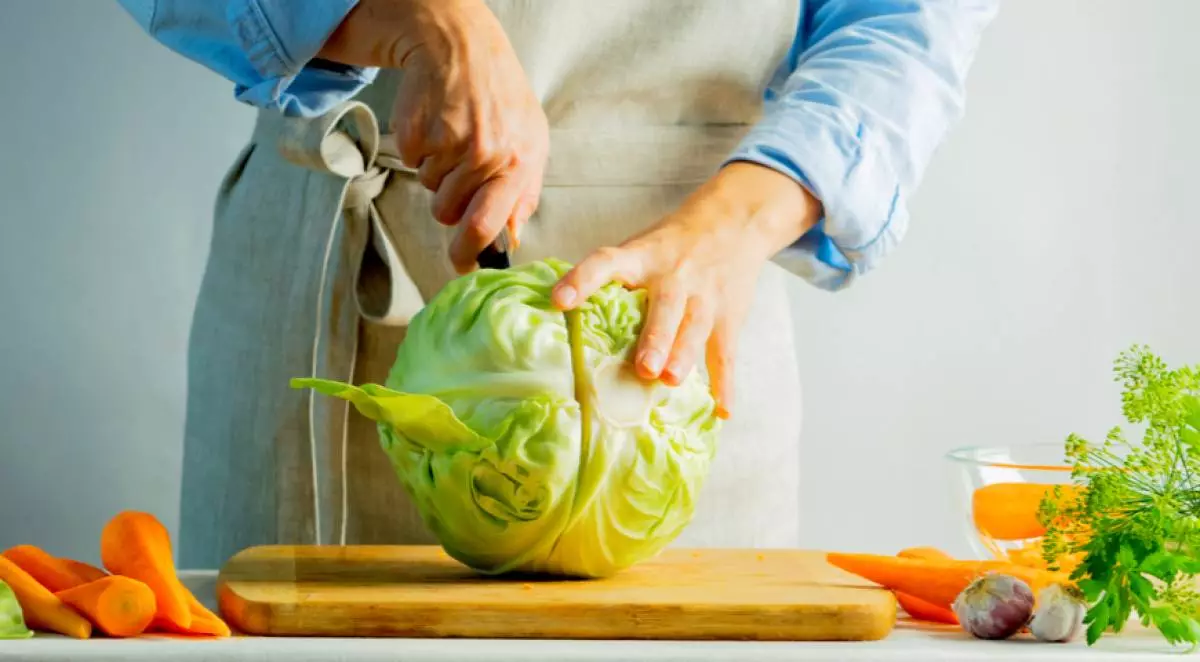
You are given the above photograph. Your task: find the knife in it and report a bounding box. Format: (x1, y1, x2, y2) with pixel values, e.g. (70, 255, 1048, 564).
(476, 227, 513, 270)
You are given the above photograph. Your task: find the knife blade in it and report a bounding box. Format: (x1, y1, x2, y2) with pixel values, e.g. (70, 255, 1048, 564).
(476, 227, 512, 270)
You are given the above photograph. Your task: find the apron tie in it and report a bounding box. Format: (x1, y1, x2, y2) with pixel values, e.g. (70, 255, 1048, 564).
(274, 101, 427, 545)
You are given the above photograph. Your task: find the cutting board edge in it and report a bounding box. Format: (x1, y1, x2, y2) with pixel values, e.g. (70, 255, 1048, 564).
(215, 545, 898, 641)
(215, 594, 898, 641)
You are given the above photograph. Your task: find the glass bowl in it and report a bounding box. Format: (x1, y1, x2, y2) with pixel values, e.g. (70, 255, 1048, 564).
(946, 443, 1075, 568)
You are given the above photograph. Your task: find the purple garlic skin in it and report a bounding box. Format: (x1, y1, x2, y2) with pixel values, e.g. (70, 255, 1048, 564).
(952, 573, 1035, 640)
(1028, 583, 1087, 643)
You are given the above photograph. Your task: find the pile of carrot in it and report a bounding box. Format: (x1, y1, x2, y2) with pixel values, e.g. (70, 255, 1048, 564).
(828, 546, 1072, 626)
(0, 511, 231, 639)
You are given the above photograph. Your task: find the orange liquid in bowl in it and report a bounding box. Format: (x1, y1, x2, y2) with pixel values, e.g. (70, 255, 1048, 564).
(971, 482, 1084, 573)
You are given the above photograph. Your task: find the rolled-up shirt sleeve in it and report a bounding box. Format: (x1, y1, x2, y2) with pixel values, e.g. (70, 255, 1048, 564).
(117, 0, 377, 117)
(727, 0, 999, 291)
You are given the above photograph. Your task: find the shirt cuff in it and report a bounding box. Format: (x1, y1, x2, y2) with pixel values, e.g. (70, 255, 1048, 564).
(227, 0, 378, 117)
(726, 102, 908, 292)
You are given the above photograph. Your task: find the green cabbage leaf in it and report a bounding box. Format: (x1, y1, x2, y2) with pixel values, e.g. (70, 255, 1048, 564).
(0, 579, 33, 639)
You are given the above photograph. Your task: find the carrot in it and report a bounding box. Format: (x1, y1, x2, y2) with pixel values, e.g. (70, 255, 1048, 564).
(827, 552, 1066, 610)
(180, 611, 231, 637)
(183, 591, 231, 637)
(59, 559, 108, 584)
(151, 614, 227, 637)
(151, 616, 226, 637)
(2, 545, 89, 592)
(55, 576, 156, 638)
(0, 556, 91, 638)
(893, 547, 958, 623)
(151, 611, 231, 637)
(150, 590, 231, 637)
(973, 483, 1080, 541)
(897, 547, 953, 561)
(896, 591, 959, 624)
(100, 511, 191, 629)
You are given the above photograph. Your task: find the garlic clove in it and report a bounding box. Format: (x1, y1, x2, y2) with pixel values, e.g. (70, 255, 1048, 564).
(1029, 583, 1088, 643)
(952, 573, 1035, 640)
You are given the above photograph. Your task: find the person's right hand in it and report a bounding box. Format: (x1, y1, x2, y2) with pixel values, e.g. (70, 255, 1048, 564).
(322, 0, 549, 274)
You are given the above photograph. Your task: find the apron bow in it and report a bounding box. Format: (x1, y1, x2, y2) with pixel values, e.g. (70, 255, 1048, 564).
(277, 101, 425, 327)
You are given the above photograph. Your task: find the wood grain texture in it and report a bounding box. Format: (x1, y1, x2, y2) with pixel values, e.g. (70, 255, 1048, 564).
(216, 546, 896, 641)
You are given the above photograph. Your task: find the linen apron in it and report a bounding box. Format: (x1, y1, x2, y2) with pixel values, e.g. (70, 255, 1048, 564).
(179, 0, 803, 569)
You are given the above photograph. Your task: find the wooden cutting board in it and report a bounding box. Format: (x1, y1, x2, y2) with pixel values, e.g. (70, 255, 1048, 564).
(216, 545, 896, 641)
(216, 549, 897, 642)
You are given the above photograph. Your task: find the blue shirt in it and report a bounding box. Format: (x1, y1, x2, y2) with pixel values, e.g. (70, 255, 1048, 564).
(116, 0, 997, 291)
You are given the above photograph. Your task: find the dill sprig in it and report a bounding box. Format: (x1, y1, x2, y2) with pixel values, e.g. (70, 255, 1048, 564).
(1039, 345, 1200, 646)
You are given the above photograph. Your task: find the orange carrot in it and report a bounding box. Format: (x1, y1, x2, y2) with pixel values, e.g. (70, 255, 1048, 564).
(59, 559, 108, 584)
(55, 576, 156, 638)
(148, 589, 231, 637)
(0, 556, 91, 638)
(896, 591, 959, 624)
(182, 612, 231, 637)
(100, 511, 191, 629)
(827, 552, 1065, 610)
(153, 588, 231, 637)
(151, 611, 231, 637)
(151, 614, 227, 637)
(894, 547, 958, 623)
(1, 545, 89, 592)
(973, 483, 1080, 541)
(897, 547, 953, 561)
(184, 591, 231, 637)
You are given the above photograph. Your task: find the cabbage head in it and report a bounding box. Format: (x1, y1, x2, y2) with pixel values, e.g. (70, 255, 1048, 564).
(293, 259, 720, 578)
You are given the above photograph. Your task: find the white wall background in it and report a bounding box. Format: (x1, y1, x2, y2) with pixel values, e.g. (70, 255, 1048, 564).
(0, 2, 253, 563)
(1, 1, 1197, 565)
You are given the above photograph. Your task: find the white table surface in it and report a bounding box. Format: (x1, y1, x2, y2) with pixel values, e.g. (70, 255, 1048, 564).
(0, 572, 1182, 661)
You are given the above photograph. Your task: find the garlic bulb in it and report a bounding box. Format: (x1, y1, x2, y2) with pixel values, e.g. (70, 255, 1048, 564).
(1029, 583, 1087, 643)
(952, 574, 1035, 640)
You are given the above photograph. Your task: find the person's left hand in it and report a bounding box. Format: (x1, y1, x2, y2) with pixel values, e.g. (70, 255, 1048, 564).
(551, 162, 822, 419)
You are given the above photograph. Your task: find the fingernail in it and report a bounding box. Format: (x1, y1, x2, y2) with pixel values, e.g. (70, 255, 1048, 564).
(554, 285, 577, 308)
(510, 217, 523, 251)
(663, 365, 685, 385)
(639, 349, 665, 376)
(715, 390, 733, 419)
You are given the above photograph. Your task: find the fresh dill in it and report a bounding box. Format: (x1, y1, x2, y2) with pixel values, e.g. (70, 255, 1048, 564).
(1039, 345, 1200, 646)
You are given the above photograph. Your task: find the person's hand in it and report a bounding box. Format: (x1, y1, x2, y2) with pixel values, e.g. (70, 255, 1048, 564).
(321, 0, 549, 273)
(392, 1, 549, 273)
(551, 163, 822, 419)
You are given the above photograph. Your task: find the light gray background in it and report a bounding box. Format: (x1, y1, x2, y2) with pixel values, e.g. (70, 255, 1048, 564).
(1, 1, 1197, 566)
